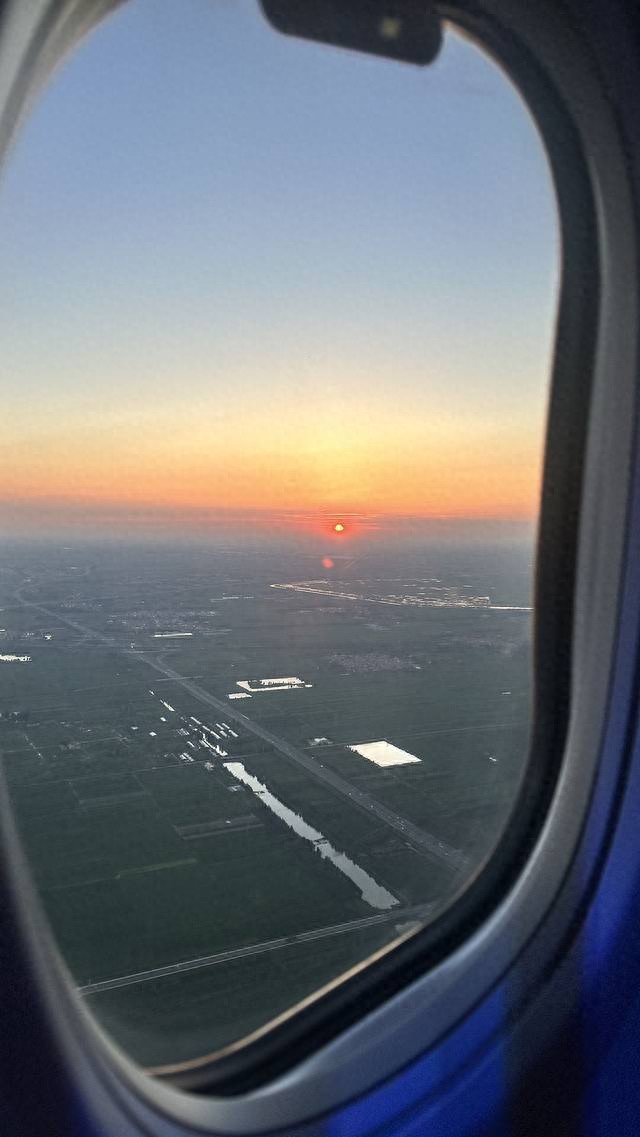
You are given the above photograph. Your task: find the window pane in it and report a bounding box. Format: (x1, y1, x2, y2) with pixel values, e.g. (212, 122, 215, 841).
(0, 0, 558, 1069)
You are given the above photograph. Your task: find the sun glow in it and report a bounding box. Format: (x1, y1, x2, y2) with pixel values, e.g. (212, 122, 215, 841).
(333, 522, 345, 533)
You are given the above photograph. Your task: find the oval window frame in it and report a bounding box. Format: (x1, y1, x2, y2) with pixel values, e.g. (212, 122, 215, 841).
(0, 0, 637, 1132)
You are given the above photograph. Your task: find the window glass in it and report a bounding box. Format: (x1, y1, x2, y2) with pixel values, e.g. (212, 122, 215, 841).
(0, 0, 558, 1069)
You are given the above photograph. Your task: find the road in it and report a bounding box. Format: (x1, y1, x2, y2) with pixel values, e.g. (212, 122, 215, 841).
(16, 590, 469, 871)
(77, 903, 433, 995)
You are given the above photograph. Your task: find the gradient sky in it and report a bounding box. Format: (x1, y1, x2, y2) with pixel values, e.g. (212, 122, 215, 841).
(0, 0, 559, 532)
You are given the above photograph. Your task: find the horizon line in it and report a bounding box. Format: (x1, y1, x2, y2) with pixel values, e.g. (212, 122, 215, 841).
(0, 497, 537, 525)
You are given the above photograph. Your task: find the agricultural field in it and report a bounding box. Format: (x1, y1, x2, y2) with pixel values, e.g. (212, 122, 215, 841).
(0, 535, 533, 1065)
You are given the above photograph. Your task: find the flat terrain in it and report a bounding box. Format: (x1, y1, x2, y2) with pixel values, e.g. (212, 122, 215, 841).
(0, 536, 532, 1066)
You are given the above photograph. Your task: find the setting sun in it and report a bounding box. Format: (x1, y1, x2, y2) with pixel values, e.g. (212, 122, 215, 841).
(334, 522, 345, 533)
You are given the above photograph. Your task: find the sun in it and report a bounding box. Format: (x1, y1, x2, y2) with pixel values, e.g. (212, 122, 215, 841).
(333, 522, 345, 533)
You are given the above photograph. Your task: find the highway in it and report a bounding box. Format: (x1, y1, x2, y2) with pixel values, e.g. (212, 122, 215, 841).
(16, 590, 469, 871)
(77, 903, 433, 995)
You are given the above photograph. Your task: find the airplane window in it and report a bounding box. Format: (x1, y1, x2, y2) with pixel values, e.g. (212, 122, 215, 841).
(0, 0, 558, 1073)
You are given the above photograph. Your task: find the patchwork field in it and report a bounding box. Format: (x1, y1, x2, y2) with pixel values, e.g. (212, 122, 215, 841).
(0, 537, 533, 1065)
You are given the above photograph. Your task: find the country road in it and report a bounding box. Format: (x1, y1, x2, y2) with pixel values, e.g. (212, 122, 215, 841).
(78, 903, 433, 996)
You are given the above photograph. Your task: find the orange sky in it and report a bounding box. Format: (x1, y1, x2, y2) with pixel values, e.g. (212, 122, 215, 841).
(0, 400, 544, 524)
